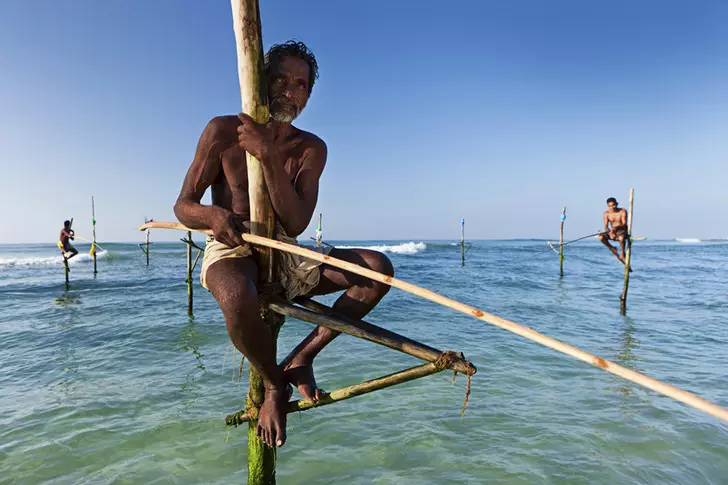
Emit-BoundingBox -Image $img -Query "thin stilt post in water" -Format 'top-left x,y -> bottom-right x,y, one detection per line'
559,207 -> 566,277
145,229 -> 150,265
92,196 -> 98,274
316,213 -> 323,247
461,218 -> 465,266
231,0 -> 281,482
186,231 -> 193,316
620,188 -> 635,313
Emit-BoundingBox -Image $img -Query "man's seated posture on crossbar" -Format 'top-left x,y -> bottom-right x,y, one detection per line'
174,41 -> 394,448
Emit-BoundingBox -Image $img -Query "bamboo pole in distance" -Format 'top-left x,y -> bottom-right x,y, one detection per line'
559,207 -> 566,277
186,231 -> 193,316
620,188 -> 635,314
316,213 -> 322,247
92,196 -> 97,275
461,218 -> 465,266
145,229 -> 150,266
231,0 -> 281,482
137,220 -> 728,425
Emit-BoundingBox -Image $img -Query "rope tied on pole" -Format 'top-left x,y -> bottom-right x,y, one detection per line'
434,350 -> 476,415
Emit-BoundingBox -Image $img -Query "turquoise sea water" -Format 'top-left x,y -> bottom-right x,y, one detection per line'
1,239 -> 727,484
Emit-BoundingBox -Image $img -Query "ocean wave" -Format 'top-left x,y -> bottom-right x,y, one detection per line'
675,238 -> 702,244
335,242 -> 426,255
0,251 -> 109,268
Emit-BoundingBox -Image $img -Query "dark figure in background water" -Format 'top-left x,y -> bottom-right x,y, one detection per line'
58,220 -> 78,260
598,197 -> 628,264
173,41 -> 393,448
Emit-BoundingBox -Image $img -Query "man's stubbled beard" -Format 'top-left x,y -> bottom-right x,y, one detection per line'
269,94 -> 301,123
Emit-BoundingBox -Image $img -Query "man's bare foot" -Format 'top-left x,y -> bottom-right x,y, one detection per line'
283,359 -> 327,404
256,384 -> 291,448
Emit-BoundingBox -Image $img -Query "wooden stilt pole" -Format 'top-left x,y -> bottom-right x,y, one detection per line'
620,188 -> 635,314
231,1 -> 281,482
316,213 -> 323,248
559,207 -> 565,277
272,298 -> 475,375
461,218 -> 465,266
145,229 -> 150,266
186,231 -> 193,316
92,196 -> 97,275
63,257 -> 69,290
226,363 -> 446,425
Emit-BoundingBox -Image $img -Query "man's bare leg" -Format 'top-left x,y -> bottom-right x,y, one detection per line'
281,248 -> 394,402
598,234 -> 622,262
205,257 -> 288,448
618,235 -> 627,261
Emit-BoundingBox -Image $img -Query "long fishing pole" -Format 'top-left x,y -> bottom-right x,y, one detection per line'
139,221 -> 728,423
524,231 -> 605,261
72,235 -> 107,252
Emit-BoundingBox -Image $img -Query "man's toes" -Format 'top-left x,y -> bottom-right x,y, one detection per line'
314,388 -> 327,401
300,386 -> 316,403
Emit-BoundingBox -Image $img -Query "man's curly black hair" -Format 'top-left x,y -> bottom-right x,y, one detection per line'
265,40 -> 319,95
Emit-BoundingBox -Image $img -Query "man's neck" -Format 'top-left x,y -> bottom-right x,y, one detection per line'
268,119 -> 296,140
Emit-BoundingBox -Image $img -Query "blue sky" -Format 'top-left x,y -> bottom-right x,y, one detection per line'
1,1 -> 727,243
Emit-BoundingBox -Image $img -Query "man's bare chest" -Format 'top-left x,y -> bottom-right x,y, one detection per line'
219,146 -> 304,188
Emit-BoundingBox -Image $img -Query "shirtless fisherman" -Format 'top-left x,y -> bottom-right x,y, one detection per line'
597,197 -> 628,263
58,220 -> 78,260
174,41 -> 394,448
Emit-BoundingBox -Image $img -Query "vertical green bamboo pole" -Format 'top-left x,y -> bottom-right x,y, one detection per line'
461,218 -> 465,267
620,188 -> 635,314
231,1 -> 282,483
187,231 -> 193,316
92,196 -> 98,275
559,207 -> 566,277
145,229 -> 150,266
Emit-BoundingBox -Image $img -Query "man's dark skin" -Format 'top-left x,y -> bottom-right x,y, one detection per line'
59,221 -> 78,260
174,47 -> 393,448
597,198 -> 628,263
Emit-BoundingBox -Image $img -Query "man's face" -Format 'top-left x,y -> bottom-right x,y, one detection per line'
607,201 -> 618,211
267,56 -> 311,123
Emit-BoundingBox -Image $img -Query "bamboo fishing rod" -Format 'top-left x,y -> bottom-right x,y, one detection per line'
139,221 -> 728,424
71,235 -> 107,252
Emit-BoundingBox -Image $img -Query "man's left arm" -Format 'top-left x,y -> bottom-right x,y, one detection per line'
620,209 -> 628,228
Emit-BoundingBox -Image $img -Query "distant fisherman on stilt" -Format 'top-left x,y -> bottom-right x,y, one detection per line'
58,220 -> 78,261
597,197 -> 628,265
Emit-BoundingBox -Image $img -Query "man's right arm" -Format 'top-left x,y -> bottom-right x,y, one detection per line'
603,212 -> 610,233
174,117 -> 245,247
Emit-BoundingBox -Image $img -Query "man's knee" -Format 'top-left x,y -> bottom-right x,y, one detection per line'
597,235 -> 606,242
364,251 -> 394,296
206,261 -> 259,313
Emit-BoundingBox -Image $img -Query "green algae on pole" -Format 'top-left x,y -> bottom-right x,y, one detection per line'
620,188 -> 635,314
230,0 -> 281,482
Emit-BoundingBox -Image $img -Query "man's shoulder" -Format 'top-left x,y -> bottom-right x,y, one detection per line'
207,115 -> 241,132
294,126 -> 326,151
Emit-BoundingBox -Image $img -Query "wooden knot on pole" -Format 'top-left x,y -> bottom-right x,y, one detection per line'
435,350 -> 476,416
